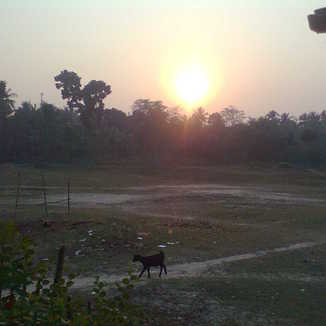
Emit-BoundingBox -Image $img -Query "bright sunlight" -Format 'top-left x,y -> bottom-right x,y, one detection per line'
174,65 -> 209,108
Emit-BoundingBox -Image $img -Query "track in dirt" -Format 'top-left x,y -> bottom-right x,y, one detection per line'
71,240 -> 326,290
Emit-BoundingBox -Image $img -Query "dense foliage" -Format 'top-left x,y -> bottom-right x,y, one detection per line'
1,71 -> 326,166
0,221 -> 145,325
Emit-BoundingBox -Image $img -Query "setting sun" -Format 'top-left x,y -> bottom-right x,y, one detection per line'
174,65 -> 209,108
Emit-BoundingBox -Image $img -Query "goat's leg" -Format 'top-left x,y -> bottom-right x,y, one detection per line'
147,267 -> 151,278
139,267 -> 145,278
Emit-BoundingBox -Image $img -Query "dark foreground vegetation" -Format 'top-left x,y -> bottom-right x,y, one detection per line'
0,221 -> 146,325
1,71 -> 326,166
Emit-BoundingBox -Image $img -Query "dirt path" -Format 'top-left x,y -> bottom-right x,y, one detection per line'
71,240 -> 325,290
2,184 -> 323,208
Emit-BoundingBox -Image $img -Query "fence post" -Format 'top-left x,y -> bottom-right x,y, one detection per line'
88,301 -> 92,315
14,172 -> 21,219
67,178 -> 71,217
54,246 -> 65,284
41,174 -> 48,219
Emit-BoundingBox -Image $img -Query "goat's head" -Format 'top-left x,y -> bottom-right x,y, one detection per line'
133,254 -> 141,262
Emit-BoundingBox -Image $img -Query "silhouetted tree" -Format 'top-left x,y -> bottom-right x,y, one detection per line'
0,81 -> 15,120
208,112 -> 225,130
131,99 -> 169,160
220,106 -> 245,127
185,107 -> 208,157
0,81 -> 16,161
3,74 -> 326,167
54,70 -> 111,132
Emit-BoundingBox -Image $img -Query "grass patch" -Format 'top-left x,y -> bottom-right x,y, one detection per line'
2,163 -> 326,189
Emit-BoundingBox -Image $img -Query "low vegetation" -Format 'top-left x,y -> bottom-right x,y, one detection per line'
0,221 -> 146,325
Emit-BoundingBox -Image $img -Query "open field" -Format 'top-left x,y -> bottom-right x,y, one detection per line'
1,163 -> 326,324
134,244 -> 326,325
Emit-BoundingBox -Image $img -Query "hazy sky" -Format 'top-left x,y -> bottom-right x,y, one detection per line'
1,0 -> 326,117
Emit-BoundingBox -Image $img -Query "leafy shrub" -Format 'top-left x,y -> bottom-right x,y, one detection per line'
0,221 -> 145,325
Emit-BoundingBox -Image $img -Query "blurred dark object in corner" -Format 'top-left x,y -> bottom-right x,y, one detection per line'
308,8 -> 326,33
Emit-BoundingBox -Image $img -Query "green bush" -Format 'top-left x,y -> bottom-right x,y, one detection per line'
0,221 -> 145,325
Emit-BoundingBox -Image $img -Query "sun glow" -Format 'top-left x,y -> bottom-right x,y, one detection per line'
160,52 -> 220,112
174,65 -> 209,108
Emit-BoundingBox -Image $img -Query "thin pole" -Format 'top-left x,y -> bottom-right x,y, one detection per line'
14,172 -> 21,219
54,246 -> 65,284
41,174 -> 48,219
67,178 -> 71,217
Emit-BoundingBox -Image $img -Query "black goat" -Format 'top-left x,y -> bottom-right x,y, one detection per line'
133,251 -> 167,278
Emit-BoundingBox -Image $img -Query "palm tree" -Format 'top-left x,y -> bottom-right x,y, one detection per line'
0,81 -> 16,121
190,107 -> 208,129
0,81 -> 16,161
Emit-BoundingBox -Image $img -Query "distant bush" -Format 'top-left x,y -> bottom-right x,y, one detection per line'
0,221 -> 145,325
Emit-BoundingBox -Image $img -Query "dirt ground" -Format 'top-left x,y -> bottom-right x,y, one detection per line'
1,164 -> 326,325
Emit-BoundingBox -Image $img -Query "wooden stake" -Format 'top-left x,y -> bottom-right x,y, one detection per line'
41,174 -> 48,220
54,246 -> 65,284
14,172 -> 21,219
87,301 -> 92,315
67,178 -> 71,217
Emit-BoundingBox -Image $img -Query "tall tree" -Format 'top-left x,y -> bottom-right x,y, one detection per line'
189,107 -> 208,129
0,81 -> 16,122
220,106 -> 245,127
131,99 -> 169,159
54,70 -> 111,131
208,112 -> 224,130
0,81 -> 16,161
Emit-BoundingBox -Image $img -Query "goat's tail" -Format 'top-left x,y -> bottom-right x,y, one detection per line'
159,250 -> 165,260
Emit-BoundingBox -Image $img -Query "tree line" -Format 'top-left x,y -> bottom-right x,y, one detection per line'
1,70 -> 326,166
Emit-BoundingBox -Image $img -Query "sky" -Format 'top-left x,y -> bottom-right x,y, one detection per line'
1,0 -> 326,117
